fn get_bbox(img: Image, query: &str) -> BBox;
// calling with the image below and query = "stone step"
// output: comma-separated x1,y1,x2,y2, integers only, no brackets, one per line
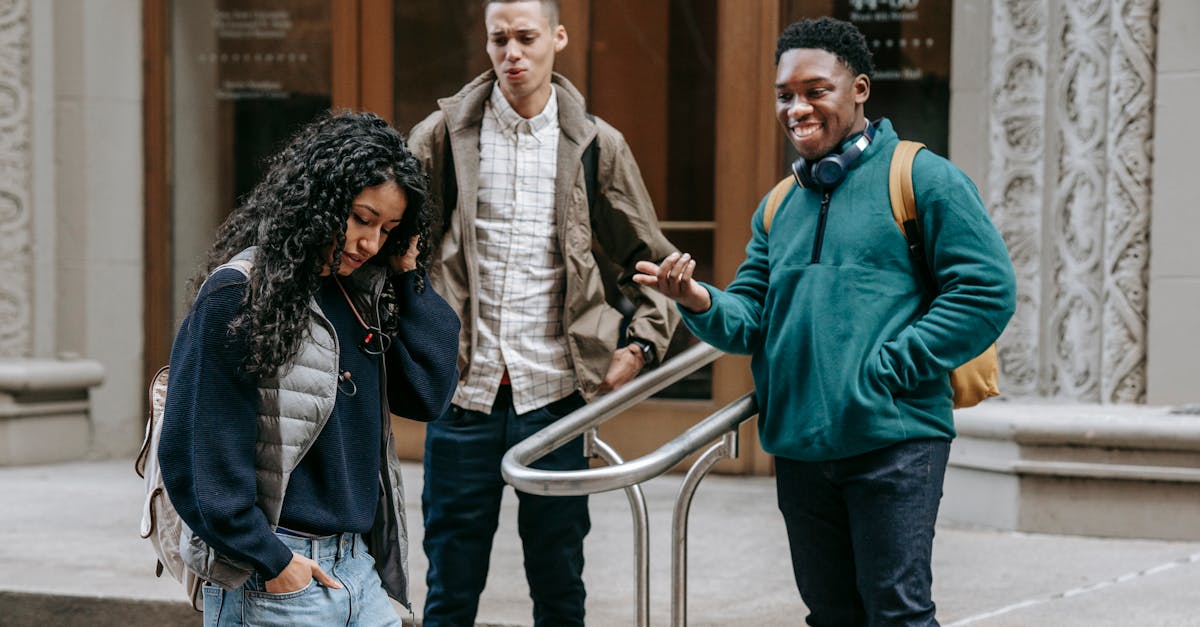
945,401,1200,540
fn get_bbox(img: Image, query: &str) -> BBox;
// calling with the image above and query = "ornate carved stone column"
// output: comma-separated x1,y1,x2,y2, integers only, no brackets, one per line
989,0,1049,398
1049,0,1111,401
1100,0,1156,403
989,0,1157,403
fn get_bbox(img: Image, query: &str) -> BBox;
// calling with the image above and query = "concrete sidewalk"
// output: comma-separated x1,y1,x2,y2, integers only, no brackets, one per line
2,459,1199,626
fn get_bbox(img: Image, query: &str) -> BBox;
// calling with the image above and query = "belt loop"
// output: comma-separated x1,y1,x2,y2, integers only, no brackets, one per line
310,536,319,561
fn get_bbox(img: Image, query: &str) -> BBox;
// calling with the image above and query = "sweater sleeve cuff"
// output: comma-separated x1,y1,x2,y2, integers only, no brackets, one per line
678,283,720,331
261,540,296,580
389,270,416,289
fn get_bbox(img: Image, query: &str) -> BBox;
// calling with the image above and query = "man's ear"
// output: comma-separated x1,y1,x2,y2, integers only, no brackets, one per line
554,24,568,53
854,74,871,104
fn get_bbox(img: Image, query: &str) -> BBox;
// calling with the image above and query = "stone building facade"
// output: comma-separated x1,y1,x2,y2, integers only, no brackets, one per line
0,1,1196,472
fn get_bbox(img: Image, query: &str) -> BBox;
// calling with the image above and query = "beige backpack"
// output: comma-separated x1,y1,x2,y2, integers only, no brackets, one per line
135,365,203,610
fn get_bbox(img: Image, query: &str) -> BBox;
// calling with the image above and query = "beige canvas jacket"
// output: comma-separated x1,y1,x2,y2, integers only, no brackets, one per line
408,71,679,399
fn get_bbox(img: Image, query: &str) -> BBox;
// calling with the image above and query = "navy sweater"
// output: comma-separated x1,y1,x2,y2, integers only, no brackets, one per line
159,269,459,579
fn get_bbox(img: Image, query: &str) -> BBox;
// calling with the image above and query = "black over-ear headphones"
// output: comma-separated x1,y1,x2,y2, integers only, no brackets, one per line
792,119,876,190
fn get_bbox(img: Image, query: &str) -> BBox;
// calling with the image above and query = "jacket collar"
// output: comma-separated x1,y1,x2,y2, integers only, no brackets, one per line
438,71,596,147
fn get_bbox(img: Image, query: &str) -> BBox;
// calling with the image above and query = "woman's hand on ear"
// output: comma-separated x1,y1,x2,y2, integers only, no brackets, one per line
391,235,420,273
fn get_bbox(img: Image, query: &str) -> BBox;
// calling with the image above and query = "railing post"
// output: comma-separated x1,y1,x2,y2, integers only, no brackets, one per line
585,431,651,627
499,342,759,626
671,430,738,627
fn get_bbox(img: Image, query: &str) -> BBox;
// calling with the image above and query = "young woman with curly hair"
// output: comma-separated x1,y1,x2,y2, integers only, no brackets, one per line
159,111,460,626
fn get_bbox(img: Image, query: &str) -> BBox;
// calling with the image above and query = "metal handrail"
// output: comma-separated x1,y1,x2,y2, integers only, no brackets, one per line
503,342,726,495
500,342,761,626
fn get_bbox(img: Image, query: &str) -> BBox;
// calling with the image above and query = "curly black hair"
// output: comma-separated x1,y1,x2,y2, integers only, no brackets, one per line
196,110,433,379
775,17,874,79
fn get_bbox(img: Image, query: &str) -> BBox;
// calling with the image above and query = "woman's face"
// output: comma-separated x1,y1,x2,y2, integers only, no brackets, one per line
328,180,407,276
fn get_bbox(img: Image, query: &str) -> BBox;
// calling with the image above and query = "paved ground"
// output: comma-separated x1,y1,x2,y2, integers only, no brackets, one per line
2,459,1200,626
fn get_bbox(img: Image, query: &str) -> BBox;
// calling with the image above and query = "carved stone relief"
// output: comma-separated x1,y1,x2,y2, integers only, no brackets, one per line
0,0,30,358
990,0,1157,403
989,0,1049,397
1049,0,1110,401
1100,0,1156,403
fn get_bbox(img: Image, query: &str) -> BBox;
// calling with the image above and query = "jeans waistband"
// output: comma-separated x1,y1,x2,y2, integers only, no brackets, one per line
273,529,364,562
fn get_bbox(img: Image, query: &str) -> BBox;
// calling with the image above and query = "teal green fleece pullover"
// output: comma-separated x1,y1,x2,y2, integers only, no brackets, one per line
682,119,1016,462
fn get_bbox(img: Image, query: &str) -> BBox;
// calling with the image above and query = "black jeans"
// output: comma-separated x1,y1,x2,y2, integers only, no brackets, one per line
775,438,951,627
421,387,589,627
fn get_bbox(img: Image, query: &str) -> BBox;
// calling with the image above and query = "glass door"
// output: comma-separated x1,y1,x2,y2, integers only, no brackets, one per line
166,0,335,322
147,0,359,397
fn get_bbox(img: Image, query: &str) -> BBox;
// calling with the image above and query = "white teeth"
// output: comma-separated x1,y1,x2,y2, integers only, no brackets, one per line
792,125,819,138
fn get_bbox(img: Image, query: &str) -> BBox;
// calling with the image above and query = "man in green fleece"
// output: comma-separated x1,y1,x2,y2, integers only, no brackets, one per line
634,16,1016,627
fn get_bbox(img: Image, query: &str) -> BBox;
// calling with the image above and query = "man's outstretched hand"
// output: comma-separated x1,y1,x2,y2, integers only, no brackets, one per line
632,252,711,314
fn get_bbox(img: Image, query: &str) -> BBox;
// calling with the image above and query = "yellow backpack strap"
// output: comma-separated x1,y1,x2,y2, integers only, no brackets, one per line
763,176,795,234
889,140,925,248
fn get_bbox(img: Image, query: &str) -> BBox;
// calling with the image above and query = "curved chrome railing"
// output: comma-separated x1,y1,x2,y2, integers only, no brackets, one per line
501,342,760,627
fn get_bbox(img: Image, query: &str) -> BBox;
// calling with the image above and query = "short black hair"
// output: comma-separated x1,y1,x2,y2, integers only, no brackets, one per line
775,17,874,79
484,0,559,26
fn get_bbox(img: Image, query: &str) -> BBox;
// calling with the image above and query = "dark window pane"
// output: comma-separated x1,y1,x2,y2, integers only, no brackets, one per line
392,1,488,131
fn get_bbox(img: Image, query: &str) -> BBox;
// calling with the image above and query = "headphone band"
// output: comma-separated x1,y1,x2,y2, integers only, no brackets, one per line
793,118,875,190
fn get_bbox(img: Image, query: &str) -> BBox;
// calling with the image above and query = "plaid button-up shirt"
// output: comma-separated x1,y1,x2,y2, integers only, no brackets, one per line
452,84,577,414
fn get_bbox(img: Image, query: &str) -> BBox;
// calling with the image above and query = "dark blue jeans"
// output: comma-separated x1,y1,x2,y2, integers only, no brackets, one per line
421,387,589,627
775,438,951,627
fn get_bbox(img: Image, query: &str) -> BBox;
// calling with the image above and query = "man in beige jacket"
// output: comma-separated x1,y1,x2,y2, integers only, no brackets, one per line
406,1,679,625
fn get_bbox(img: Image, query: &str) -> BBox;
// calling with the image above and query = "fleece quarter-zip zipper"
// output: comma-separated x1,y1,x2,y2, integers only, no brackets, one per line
810,190,832,263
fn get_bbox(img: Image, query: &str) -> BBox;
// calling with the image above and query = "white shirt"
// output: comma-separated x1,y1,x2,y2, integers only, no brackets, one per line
453,84,577,414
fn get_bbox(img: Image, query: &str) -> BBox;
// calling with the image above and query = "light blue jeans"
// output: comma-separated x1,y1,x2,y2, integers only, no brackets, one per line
203,531,404,626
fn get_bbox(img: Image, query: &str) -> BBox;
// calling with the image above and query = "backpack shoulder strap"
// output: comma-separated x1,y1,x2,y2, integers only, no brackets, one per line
888,140,925,245
582,113,599,213
195,257,253,295
223,258,253,277
441,123,457,225
763,176,795,234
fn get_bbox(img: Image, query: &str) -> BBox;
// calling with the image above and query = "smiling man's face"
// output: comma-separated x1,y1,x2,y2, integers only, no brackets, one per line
774,48,870,161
